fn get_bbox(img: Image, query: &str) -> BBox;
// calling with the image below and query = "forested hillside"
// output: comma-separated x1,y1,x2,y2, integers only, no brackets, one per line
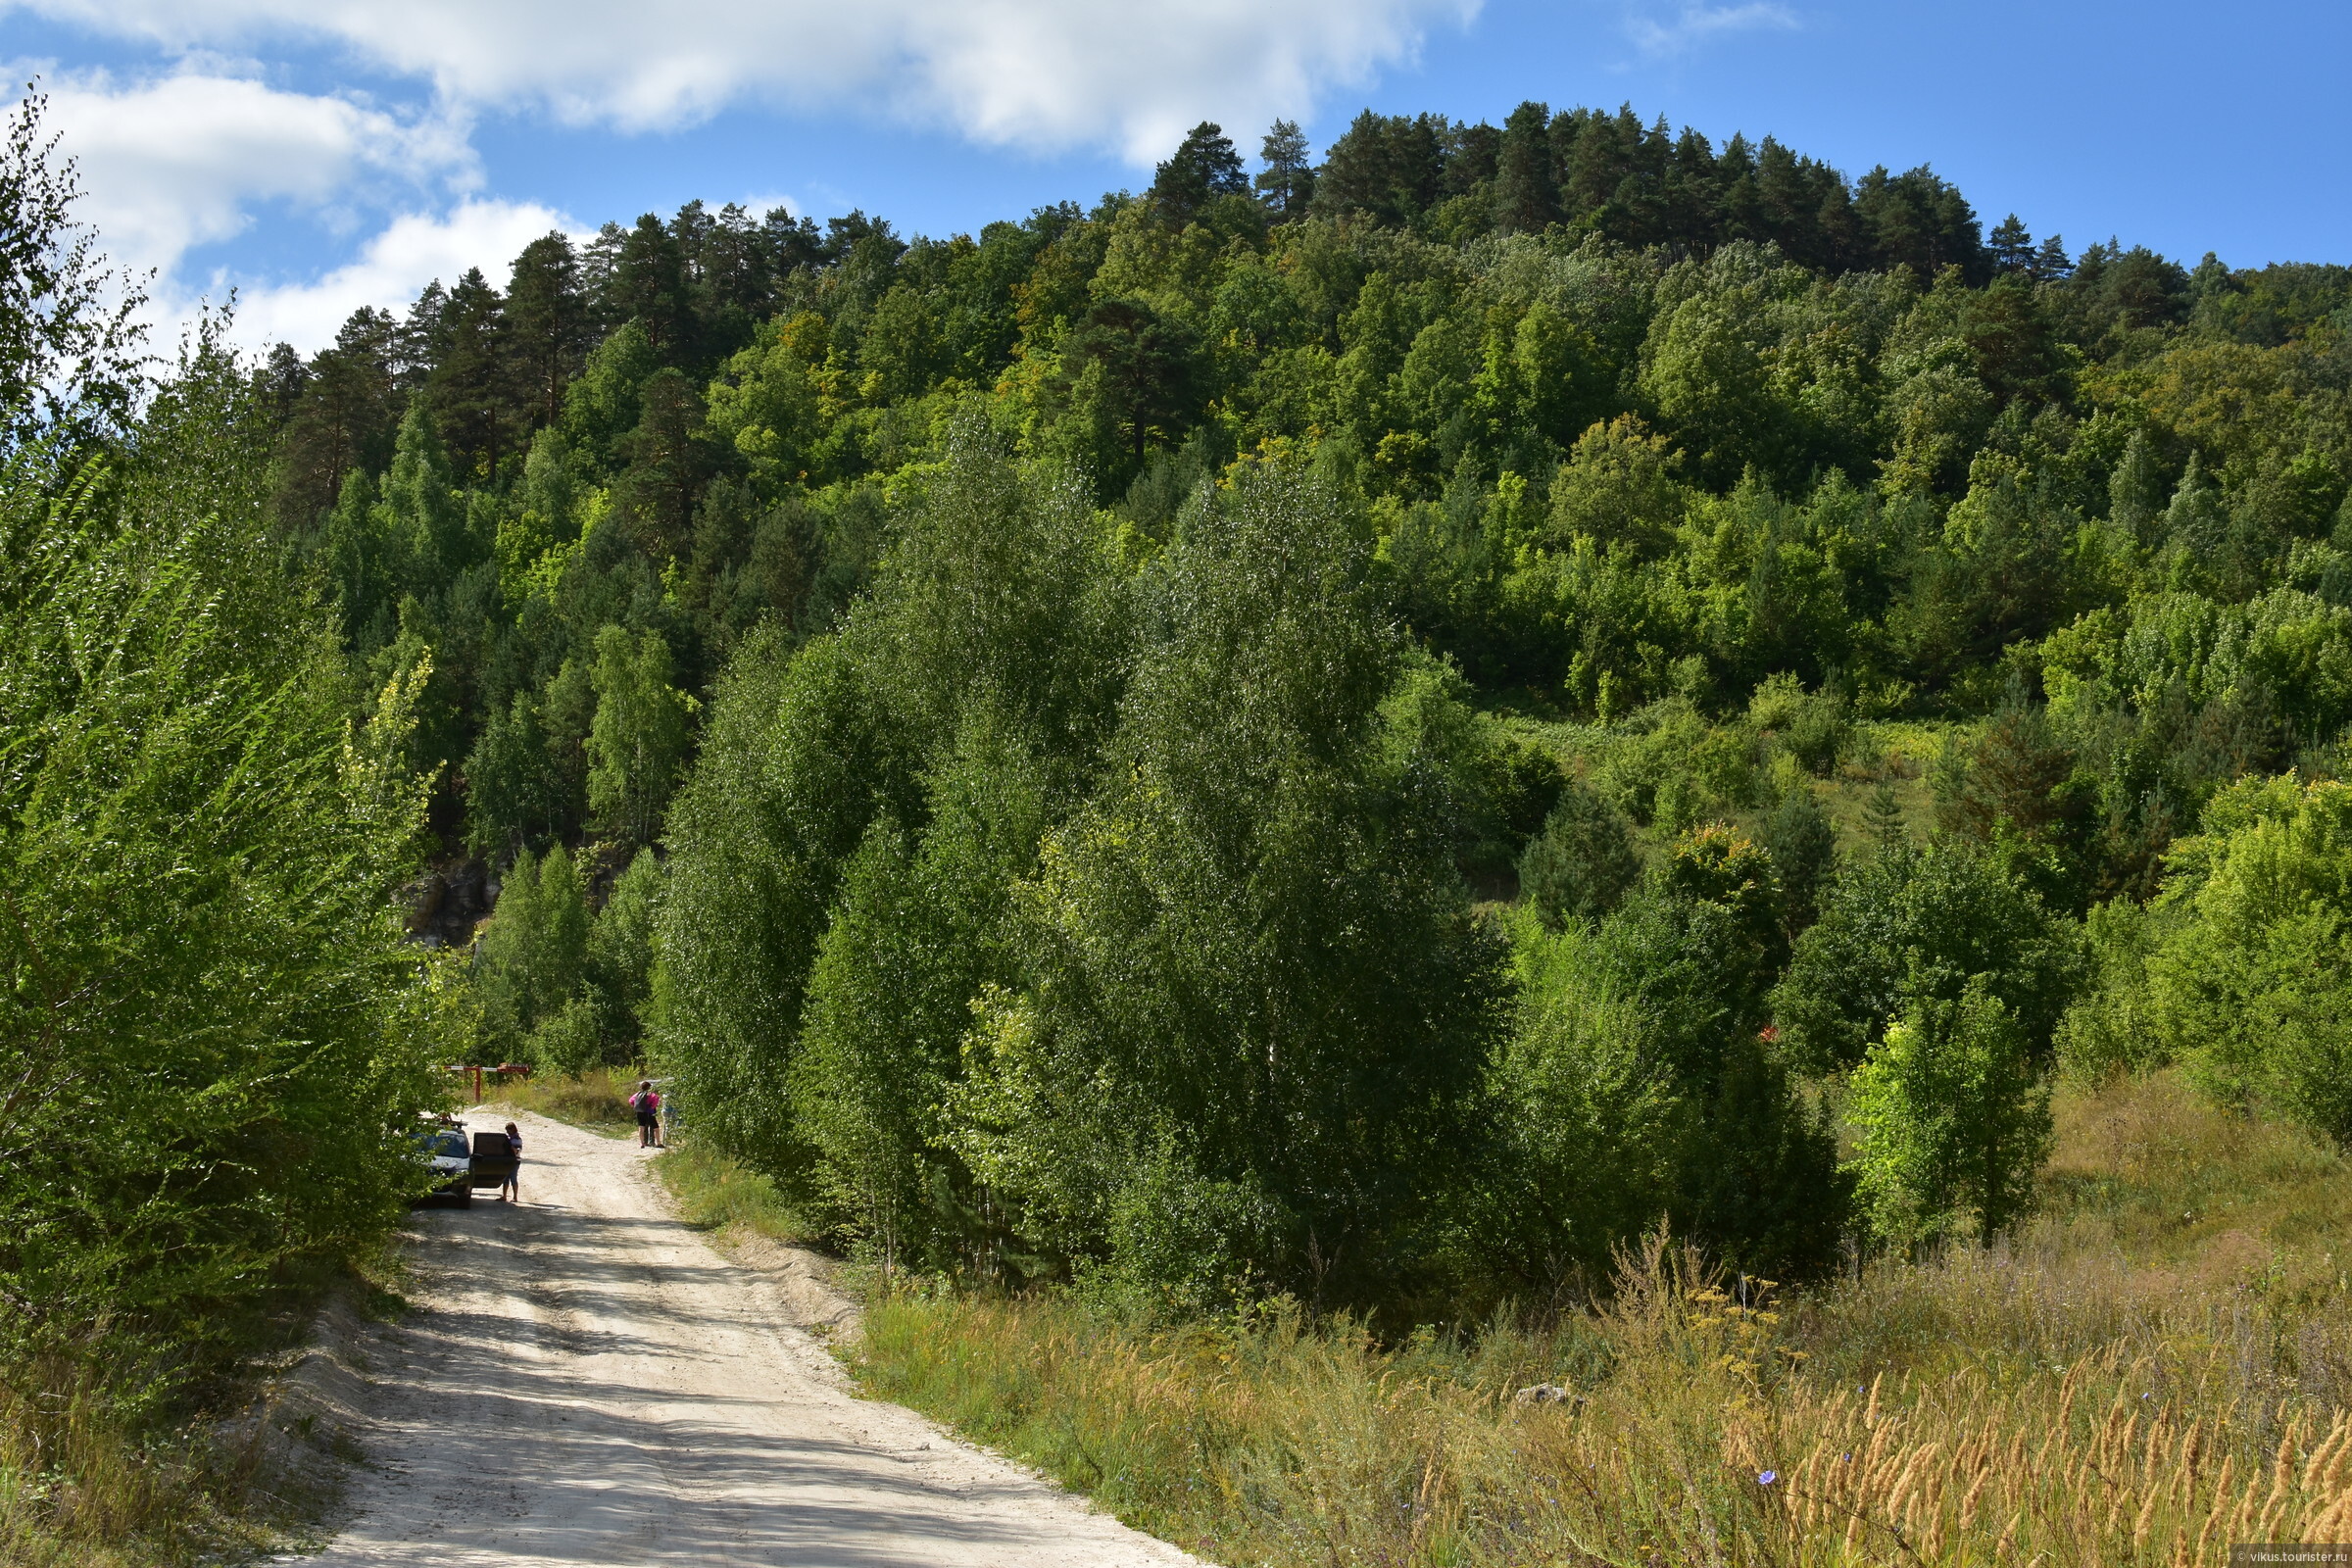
249,102,2352,1307
12,72,2352,1558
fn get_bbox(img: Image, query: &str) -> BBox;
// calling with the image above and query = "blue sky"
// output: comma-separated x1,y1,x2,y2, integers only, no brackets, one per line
5,0,2347,351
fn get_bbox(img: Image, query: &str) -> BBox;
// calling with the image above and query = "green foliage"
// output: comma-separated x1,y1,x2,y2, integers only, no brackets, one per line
954,456,1504,1307
0,339,445,1375
1749,672,1851,776
587,623,696,844
584,847,662,1053
2146,775,2352,1145
1844,979,2053,1244
1757,784,1838,935
475,845,591,1058
657,626,911,1174
1378,658,1563,885
1773,839,2083,1075
0,92,145,448
1475,912,1678,1289
2054,897,2175,1081
1518,776,1640,926
1480,825,1845,1287
463,690,569,857
792,759,1030,1267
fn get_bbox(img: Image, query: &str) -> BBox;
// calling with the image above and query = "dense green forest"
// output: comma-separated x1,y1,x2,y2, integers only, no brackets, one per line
251,102,2352,1309
0,93,456,1558
12,79,2352,1504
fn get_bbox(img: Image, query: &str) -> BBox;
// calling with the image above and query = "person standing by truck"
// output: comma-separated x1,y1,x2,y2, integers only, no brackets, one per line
500,1121,522,1201
630,1081,663,1149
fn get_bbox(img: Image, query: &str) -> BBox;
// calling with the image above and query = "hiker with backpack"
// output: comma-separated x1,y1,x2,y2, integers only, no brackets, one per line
630,1081,663,1149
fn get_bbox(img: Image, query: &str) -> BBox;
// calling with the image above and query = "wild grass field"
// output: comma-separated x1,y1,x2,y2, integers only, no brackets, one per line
663,1072,2352,1567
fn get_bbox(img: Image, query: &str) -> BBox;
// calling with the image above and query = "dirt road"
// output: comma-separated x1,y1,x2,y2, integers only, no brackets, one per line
288,1111,1200,1567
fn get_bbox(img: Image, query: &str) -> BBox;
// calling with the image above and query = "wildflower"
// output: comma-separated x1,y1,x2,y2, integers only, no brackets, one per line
1758,1470,1778,1486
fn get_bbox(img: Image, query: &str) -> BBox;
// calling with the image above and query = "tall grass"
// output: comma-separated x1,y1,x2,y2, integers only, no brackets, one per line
0,1248,407,1566
854,1072,2352,1565
486,1067,642,1134
0,1363,277,1566
658,1137,814,1240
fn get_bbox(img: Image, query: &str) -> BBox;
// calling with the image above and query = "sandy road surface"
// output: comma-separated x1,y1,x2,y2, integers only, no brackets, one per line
288,1111,1201,1567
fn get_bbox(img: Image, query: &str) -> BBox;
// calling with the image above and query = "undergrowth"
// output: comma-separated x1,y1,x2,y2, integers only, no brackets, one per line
655,1137,812,1241
485,1067,641,1135
849,1072,2352,1566
0,1243,409,1566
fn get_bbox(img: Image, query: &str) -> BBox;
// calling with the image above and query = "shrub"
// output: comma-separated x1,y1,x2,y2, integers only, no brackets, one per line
1844,978,2052,1244
2148,772,2352,1144
1517,777,1640,927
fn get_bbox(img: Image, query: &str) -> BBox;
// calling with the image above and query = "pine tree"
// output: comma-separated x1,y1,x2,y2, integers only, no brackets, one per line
425,267,507,481
1987,213,2034,274
1254,121,1314,220
605,214,691,358
2031,232,2074,280
1518,777,1639,927
1865,781,1907,850
1493,100,1560,234
505,232,590,431
1149,122,1249,227
271,308,399,531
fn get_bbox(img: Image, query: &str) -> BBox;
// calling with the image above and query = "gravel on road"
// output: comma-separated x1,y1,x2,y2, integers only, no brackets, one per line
284,1110,1203,1568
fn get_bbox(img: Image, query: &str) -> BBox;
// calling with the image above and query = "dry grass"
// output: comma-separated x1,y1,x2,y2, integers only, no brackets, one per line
854,1072,2352,1566
0,1298,377,1568
0,1372,250,1565
485,1067,642,1135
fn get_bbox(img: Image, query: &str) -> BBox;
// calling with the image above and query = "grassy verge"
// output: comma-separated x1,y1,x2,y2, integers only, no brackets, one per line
485,1067,641,1136
851,1072,2352,1566
0,1245,410,1567
0,1376,278,1567
655,1137,813,1242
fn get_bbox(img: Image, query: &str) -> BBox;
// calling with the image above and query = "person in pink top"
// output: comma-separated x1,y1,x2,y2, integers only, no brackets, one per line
630,1080,663,1148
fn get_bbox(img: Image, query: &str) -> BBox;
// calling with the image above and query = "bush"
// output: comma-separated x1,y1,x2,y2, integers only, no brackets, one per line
0,335,445,1547
2148,773,2352,1144
1749,671,1850,775
1844,979,2052,1244
1517,777,1640,928
2054,896,2174,1081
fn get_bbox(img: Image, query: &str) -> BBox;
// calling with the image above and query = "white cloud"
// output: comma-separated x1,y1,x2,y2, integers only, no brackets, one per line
1623,2,1796,58
206,198,580,353
33,67,475,277
11,0,1477,161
